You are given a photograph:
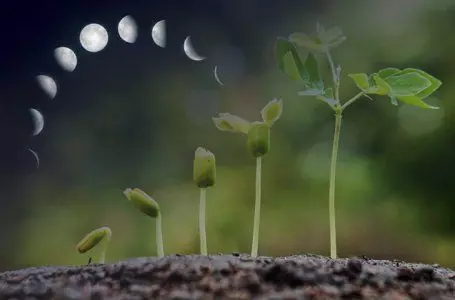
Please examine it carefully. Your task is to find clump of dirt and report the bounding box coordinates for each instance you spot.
[1,254,454,299]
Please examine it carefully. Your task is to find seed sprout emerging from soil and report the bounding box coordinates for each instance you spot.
[213,99,283,257]
[123,188,164,258]
[76,226,112,264]
[276,23,442,259]
[193,147,216,255]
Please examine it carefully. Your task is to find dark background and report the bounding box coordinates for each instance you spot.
[1,0,455,271]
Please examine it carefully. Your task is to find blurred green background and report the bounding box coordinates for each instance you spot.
[4,0,455,271]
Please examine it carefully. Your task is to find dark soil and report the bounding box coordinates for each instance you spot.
[1,254,455,300]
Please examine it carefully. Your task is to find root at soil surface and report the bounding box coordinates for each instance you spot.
[1,254,454,299]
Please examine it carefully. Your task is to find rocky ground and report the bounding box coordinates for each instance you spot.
[1,254,455,299]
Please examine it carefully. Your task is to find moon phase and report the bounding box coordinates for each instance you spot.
[29,108,44,136]
[36,75,57,99]
[183,36,205,61]
[118,15,138,43]
[27,148,40,168]
[152,20,166,48]
[80,23,109,52]
[54,47,77,72]
[213,65,224,86]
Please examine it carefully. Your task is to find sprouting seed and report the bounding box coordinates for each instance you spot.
[123,188,164,258]
[76,226,112,264]
[193,147,216,255]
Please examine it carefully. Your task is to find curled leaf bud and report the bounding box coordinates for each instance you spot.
[76,226,112,254]
[123,188,160,218]
[212,113,252,134]
[247,122,270,157]
[261,99,283,126]
[193,147,216,188]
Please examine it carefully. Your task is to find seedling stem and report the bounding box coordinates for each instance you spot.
[156,212,164,258]
[251,156,262,257]
[199,188,207,255]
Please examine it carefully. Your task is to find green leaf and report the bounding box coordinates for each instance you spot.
[276,38,304,81]
[348,73,370,91]
[397,68,442,99]
[302,53,324,91]
[384,72,431,97]
[289,32,325,52]
[377,68,400,78]
[316,95,337,107]
[396,95,439,109]
[372,75,391,95]
[324,88,334,99]
[298,89,323,96]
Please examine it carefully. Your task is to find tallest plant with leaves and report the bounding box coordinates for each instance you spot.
[276,23,442,259]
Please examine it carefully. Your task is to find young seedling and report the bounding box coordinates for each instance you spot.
[123,188,164,258]
[76,226,112,264]
[213,99,283,257]
[193,147,216,255]
[276,23,442,259]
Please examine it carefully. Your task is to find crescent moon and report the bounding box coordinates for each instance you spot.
[27,148,40,168]
[54,47,77,72]
[183,36,205,61]
[29,108,44,136]
[213,65,224,86]
[36,75,57,99]
[151,20,166,48]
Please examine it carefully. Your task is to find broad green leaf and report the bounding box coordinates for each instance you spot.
[396,95,439,109]
[398,68,442,99]
[301,53,324,90]
[384,72,431,96]
[348,73,370,91]
[377,68,400,78]
[372,75,391,95]
[276,38,304,81]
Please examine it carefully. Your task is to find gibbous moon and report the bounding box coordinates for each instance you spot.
[29,108,44,136]
[27,148,40,168]
[152,20,166,48]
[183,36,205,61]
[118,15,138,43]
[36,75,57,99]
[80,23,109,52]
[213,65,224,86]
[54,47,77,72]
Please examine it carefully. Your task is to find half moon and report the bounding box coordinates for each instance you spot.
[29,108,44,136]
[36,75,57,99]
[118,15,138,43]
[27,148,40,168]
[151,20,166,48]
[183,36,205,61]
[213,65,224,86]
[54,47,77,72]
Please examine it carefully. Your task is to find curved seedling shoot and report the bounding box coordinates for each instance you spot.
[123,188,164,258]
[193,147,216,255]
[76,226,112,264]
[276,23,442,259]
[213,99,282,257]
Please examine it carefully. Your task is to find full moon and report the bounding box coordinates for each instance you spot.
[80,23,109,52]
[29,108,44,136]
[36,75,57,99]
[118,15,138,43]
[183,36,205,61]
[54,47,77,72]
[152,20,166,48]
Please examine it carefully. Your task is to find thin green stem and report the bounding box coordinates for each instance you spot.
[156,212,164,258]
[99,234,111,264]
[251,156,262,257]
[341,92,365,111]
[199,188,207,255]
[325,50,340,105]
[329,112,342,259]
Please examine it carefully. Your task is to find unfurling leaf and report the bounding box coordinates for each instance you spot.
[276,38,305,81]
[76,227,112,254]
[247,122,270,157]
[212,113,252,134]
[384,72,431,97]
[348,73,370,91]
[261,99,283,126]
[193,147,216,188]
[123,188,160,218]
